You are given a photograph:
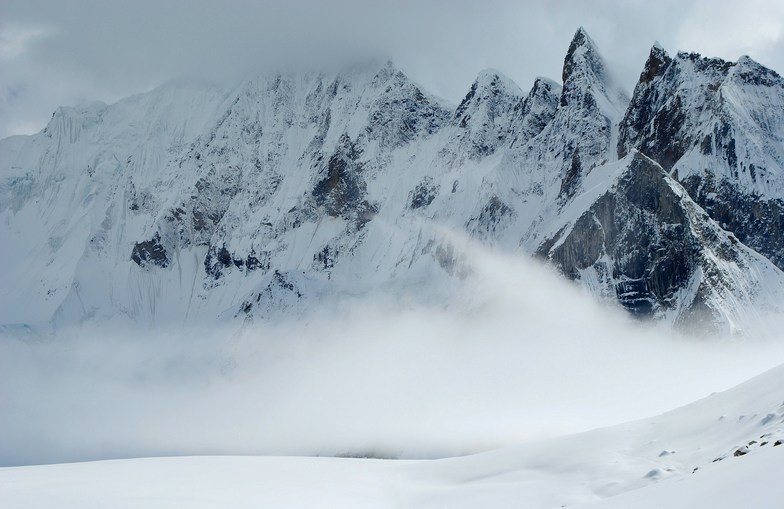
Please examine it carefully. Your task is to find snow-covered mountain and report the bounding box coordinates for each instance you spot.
[619,44,784,269]
[2,28,783,333]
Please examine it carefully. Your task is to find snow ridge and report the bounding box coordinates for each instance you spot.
[1,29,783,333]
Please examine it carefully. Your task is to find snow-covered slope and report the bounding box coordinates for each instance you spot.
[1,28,783,332]
[3,361,784,508]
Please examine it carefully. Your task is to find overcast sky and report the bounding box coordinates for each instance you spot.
[1,0,783,139]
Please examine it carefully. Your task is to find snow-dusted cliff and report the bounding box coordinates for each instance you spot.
[2,28,783,333]
[619,44,784,268]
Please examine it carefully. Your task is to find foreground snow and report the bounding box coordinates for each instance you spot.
[3,363,783,508]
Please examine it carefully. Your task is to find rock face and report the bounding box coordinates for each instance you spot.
[539,153,783,332]
[516,28,629,202]
[1,28,783,334]
[508,77,561,149]
[619,46,784,269]
[445,69,524,162]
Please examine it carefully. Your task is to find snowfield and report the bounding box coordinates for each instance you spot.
[2,362,784,508]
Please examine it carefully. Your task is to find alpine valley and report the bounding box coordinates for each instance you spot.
[2,28,784,334]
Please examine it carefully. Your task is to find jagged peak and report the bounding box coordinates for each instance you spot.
[571,26,591,47]
[650,50,783,89]
[453,69,523,120]
[364,60,451,106]
[648,42,669,61]
[672,51,734,76]
[558,28,628,115]
[529,77,562,96]
[638,43,672,84]
[473,68,521,93]
[733,54,780,76]
[365,58,404,79]
[518,77,561,115]
[562,27,604,83]
[728,55,782,87]
[43,101,107,137]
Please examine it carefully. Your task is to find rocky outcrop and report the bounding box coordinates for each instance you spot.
[619,45,784,270]
[508,77,561,149]
[311,134,377,227]
[131,233,169,268]
[539,153,782,331]
[445,70,523,161]
[510,28,630,205]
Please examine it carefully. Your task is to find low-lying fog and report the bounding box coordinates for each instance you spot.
[3,245,784,467]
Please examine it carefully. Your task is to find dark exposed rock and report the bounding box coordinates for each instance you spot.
[541,154,725,320]
[245,250,270,272]
[131,233,169,268]
[237,270,304,319]
[204,245,230,280]
[561,28,611,106]
[410,178,439,209]
[204,244,269,280]
[619,46,784,272]
[466,196,514,238]
[681,175,784,269]
[454,81,478,121]
[445,70,523,160]
[312,134,377,227]
[508,77,561,149]
[734,56,781,86]
[364,67,450,149]
[639,44,671,84]
[217,245,232,266]
[562,28,592,85]
[559,149,583,201]
[618,47,722,166]
[314,245,337,270]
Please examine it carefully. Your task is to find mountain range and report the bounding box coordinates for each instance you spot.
[2,27,783,334]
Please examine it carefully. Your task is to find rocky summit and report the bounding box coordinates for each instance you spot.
[2,28,783,334]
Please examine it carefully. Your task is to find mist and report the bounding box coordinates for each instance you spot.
[3,0,784,138]
[3,244,784,467]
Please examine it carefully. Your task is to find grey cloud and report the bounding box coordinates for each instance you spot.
[1,1,783,138]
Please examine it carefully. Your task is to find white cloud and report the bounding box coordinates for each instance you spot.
[2,244,784,466]
[675,0,784,64]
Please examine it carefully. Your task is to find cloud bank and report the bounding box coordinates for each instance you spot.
[1,0,783,138]
[3,245,784,467]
